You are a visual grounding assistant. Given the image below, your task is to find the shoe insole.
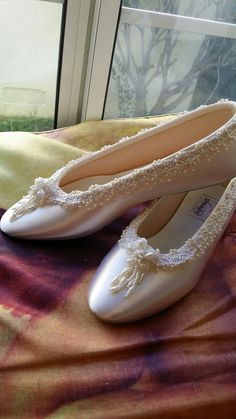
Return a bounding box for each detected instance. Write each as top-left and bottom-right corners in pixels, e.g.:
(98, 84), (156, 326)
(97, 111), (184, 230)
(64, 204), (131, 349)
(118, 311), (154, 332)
(148, 184), (225, 253)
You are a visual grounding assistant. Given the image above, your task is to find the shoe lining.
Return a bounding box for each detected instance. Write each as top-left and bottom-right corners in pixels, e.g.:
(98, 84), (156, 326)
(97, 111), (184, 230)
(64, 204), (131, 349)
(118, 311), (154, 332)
(63, 169), (133, 193)
(60, 106), (234, 189)
(142, 184), (225, 253)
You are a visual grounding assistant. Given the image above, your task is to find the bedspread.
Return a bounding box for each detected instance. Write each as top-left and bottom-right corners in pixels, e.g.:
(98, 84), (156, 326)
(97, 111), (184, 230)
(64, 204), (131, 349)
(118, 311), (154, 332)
(0, 117), (235, 418)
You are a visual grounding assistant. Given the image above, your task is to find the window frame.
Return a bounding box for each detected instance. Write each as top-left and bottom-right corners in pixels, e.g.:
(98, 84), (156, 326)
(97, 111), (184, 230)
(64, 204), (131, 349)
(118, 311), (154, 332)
(56, 0), (121, 127)
(121, 7), (236, 39)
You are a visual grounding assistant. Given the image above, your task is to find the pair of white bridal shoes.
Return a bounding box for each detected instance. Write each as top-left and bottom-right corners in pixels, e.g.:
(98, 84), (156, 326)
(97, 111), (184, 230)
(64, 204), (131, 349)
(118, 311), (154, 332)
(1, 100), (236, 323)
(88, 179), (236, 322)
(1, 100), (236, 239)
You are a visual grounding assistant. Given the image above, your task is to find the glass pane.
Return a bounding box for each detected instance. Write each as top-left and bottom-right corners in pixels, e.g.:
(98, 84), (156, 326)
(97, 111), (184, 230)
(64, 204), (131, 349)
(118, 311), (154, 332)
(104, 0), (236, 118)
(0, 0), (63, 132)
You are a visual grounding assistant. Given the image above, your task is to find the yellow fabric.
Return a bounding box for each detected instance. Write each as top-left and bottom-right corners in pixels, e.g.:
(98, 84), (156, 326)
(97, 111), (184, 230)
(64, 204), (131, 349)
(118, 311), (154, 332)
(44, 116), (173, 150)
(0, 115), (175, 209)
(0, 132), (83, 209)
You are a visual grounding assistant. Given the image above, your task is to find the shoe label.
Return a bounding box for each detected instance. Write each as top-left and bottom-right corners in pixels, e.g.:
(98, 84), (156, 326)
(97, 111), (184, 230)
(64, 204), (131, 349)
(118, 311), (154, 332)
(190, 194), (219, 222)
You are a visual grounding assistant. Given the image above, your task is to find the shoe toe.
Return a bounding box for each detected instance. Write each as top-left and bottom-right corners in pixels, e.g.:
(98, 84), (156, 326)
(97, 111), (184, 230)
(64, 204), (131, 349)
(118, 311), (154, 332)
(88, 245), (163, 323)
(88, 245), (201, 323)
(0, 204), (71, 239)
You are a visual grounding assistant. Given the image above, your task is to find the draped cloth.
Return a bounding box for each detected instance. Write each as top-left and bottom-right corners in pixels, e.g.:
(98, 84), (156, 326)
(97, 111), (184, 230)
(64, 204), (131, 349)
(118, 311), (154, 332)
(0, 115), (235, 418)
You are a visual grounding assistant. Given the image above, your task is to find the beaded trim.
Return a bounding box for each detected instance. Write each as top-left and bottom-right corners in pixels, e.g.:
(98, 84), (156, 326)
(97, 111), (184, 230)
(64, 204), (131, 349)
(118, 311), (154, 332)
(110, 178), (236, 297)
(10, 100), (236, 221)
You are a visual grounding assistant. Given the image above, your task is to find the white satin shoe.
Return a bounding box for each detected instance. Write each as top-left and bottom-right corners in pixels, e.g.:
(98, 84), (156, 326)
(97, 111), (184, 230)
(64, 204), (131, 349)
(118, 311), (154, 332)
(88, 178), (236, 322)
(1, 100), (236, 239)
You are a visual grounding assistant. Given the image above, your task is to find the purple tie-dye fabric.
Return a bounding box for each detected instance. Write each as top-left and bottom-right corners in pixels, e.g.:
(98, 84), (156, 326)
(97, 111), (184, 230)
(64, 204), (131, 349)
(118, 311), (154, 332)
(0, 205), (236, 418)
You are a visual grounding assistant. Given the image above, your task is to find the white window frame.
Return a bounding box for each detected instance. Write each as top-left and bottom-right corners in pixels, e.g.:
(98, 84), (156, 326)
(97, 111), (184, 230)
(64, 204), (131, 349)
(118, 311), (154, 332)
(56, 0), (93, 128)
(56, 0), (121, 127)
(80, 0), (121, 122)
(121, 7), (236, 39)
(40, 0), (64, 4)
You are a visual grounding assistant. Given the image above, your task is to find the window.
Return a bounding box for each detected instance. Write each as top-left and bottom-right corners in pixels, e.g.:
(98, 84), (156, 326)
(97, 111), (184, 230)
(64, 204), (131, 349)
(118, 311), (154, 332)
(103, 0), (236, 118)
(2, 1), (235, 130)
(0, 0), (64, 132)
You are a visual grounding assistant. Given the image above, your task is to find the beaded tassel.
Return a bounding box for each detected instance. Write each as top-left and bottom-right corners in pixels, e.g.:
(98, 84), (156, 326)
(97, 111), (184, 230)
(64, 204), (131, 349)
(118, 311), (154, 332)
(10, 178), (48, 222)
(110, 249), (157, 297)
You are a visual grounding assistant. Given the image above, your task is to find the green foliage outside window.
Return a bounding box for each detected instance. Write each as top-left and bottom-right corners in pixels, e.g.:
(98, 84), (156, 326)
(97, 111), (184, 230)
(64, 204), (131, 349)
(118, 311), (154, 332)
(0, 115), (53, 132)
